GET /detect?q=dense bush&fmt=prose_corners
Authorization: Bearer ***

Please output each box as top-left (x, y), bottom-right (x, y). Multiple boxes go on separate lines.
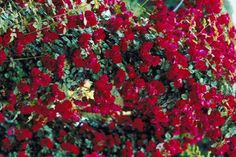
top-left (0, 0), bottom-right (236, 156)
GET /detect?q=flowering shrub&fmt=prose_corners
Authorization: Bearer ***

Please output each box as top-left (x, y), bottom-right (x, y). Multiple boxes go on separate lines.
top-left (0, 0), bottom-right (236, 156)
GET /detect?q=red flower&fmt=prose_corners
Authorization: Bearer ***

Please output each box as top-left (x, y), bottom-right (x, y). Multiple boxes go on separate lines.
top-left (93, 74), bottom-right (121, 115)
top-left (2, 138), bottom-right (11, 150)
top-left (195, 60), bottom-right (208, 71)
top-left (32, 121), bottom-right (44, 132)
top-left (40, 138), bottom-right (54, 149)
top-left (126, 65), bottom-right (137, 79)
top-left (108, 17), bottom-right (123, 31)
top-left (72, 50), bottom-right (85, 68)
top-left (163, 140), bottom-right (182, 156)
top-left (61, 142), bottom-right (80, 155)
top-left (86, 52), bottom-right (101, 73)
top-left (133, 118), bottom-right (144, 132)
top-left (140, 42), bottom-right (153, 53)
top-left (151, 149), bottom-right (163, 157)
top-left (92, 132), bottom-right (106, 151)
top-left (30, 68), bottom-right (51, 88)
top-left (17, 152), bottom-right (29, 157)
top-left (56, 100), bottom-right (72, 112)
top-left (136, 151), bottom-right (145, 157)
top-left (55, 100), bottom-right (75, 120)
top-left (17, 81), bottom-right (30, 94)
top-left (121, 141), bottom-right (133, 157)
top-left (167, 65), bottom-right (190, 80)
top-left (105, 45), bottom-right (122, 63)
top-left (94, 75), bottom-right (111, 94)
top-left (39, 73), bottom-right (51, 87)
top-left (15, 0), bottom-right (26, 7)
top-left (120, 39), bottom-right (128, 52)
top-left (16, 128), bottom-right (33, 141)
top-left (43, 31), bottom-right (59, 43)
top-left (0, 113), bottom-right (4, 123)
top-left (0, 50), bottom-right (7, 65)
top-left (64, 0), bottom-right (73, 9)
top-left (3, 30), bottom-right (11, 47)
top-left (151, 56), bottom-right (161, 66)
top-left (84, 152), bottom-right (101, 157)
top-left (152, 106), bottom-right (169, 123)
top-left (41, 55), bottom-right (56, 72)
top-left (124, 31), bottom-right (134, 41)
top-left (139, 42), bottom-right (161, 67)
top-left (37, 0), bottom-right (45, 3)
top-left (30, 67), bottom-right (41, 77)
top-left (93, 28), bottom-right (106, 43)
top-left (140, 42), bottom-right (153, 62)
top-left (207, 128), bottom-right (222, 140)
top-left (50, 83), bottom-right (66, 101)
top-left (67, 15), bottom-right (80, 29)
top-left (74, 0), bottom-right (81, 4)
top-left (15, 33), bottom-right (36, 56)
top-left (85, 11), bottom-right (97, 27)
top-left (115, 69), bottom-right (126, 88)
top-left (173, 79), bottom-right (183, 89)
top-left (15, 41), bottom-right (25, 56)
top-left (209, 111), bottom-right (226, 127)
top-left (146, 80), bottom-right (165, 97)
top-left (20, 106), bottom-right (35, 115)
top-left (212, 143), bottom-right (229, 156)
top-left (139, 63), bottom-right (150, 73)
top-left (146, 140), bottom-right (156, 152)
top-left (78, 33), bottom-right (91, 48)
top-left (56, 54), bottom-right (65, 78)
top-left (19, 141), bottom-right (29, 150)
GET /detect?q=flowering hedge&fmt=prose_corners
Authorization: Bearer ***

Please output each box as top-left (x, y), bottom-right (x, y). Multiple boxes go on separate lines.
top-left (1, 0), bottom-right (236, 156)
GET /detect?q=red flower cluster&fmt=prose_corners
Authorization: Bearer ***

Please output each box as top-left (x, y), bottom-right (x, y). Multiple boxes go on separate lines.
top-left (85, 11), bottom-right (97, 27)
top-left (41, 54), bottom-right (65, 78)
top-left (72, 49), bottom-right (101, 73)
top-left (43, 31), bottom-right (59, 43)
top-left (78, 33), bottom-right (91, 48)
top-left (1, 0), bottom-right (236, 156)
top-left (0, 50), bottom-right (6, 65)
top-left (56, 54), bottom-right (65, 78)
top-left (89, 75), bottom-right (121, 115)
top-left (40, 138), bottom-right (54, 149)
top-left (93, 28), bottom-right (106, 43)
top-left (105, 45), bottom-right (122, 64)
top-left (61, 142), bottom-right (80, 155)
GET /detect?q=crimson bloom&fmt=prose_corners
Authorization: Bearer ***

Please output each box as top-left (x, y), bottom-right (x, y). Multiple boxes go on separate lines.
top-left (78, 33), bottom-right (91, 48)
top-left (40, 138), bottom-right (54, 149)
top-left (0, 50), bottom-right (7, 65)
top-left (93, 28), bottom-right (106, 43)
top-left (61, 142), bottom-right (80, 155)
top-left (85, 11), bottom-right (97, 27)
top-left (16, 128), bottom-right (33, 141)
top-left (43, 31), bottom-right (59, 43)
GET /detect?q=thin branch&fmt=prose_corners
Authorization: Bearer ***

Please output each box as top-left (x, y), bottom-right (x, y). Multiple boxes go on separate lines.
top-left (5, 55), bottom-right (44, 62)
top-left (173, 0), bottom-right (184, 12)
top-left (5, 111), bottom-right (20, 123)
top-left (196, 24), bottom-right (210, 37)
top-left (13, 55), bottom-right (44, 61)
top-left (137, 3), bottom-right (151, 15)
top-left (141, 0), bottom-right (149, 7)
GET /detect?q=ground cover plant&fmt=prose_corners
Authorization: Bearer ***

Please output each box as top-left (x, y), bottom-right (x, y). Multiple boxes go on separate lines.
top-left (0, 0), bottom-right (236, 156)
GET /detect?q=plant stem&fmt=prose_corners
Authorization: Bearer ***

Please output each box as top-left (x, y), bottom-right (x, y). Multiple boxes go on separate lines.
top-left (5, 55), bottom-right (44, 62)
top-left (141, 0), bottom-right (149, 7)
top-left (173, 0), bottom-right (184, 12)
